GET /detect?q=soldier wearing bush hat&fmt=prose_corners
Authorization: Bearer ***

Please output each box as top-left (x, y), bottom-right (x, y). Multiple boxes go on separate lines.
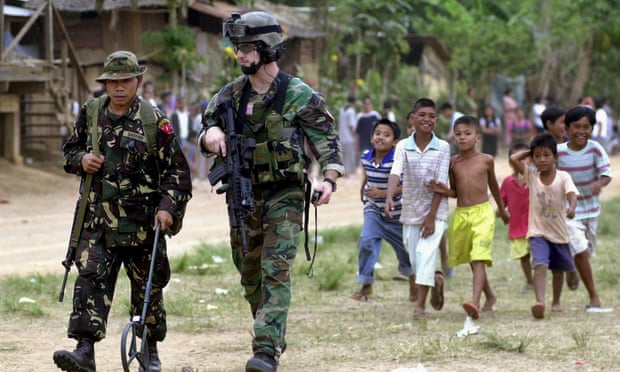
top-left (95, 50), bottom-right (147, 82)
top-left (53, 50), bottom-right (192, 372)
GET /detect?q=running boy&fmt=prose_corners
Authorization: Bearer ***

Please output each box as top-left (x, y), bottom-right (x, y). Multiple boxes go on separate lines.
top-left (510, 133), bottom-right (578, 319)
top-left (500, 143), bottom-right (533, 292)
top-left (430, 115), bottom-right (509, 319)
top-left (541, 106), bottom-right (567, 144)
top-left (351, 119), bottom-right (414, 302)
top-left (557, 105), bottom-right (611, 310)
top-left (385, 98), bottom-right (451, 318)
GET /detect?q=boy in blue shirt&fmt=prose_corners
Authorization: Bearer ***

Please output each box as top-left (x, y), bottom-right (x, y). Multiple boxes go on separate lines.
top-left (351, 119), bottom-right (414, 302)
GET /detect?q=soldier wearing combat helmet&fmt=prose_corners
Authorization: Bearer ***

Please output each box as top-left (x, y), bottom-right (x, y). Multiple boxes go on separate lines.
top-left (199, 11), bottom-right (343, 372)
top-left (53, 50), bottom-right (192, 372)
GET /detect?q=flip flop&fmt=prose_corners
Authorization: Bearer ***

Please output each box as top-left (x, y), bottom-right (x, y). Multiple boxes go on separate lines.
top-left (430, 270), bottom-right (444, 311)
top-left (531, 303), bottom-right (545, 319)
top-left (585, 304), bottom-right (613, 313)
top-left (462, 301), bottom-right (480, 319)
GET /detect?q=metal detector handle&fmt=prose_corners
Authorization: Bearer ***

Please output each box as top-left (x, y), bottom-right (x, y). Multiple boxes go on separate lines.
top-left (139, 222), bottom-right (161, 326)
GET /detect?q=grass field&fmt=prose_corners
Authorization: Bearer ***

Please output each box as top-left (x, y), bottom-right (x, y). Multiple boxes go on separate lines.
top-left (2, 198), bottom-right (620, 371)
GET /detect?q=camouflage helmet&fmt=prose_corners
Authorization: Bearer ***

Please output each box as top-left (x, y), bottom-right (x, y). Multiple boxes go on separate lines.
top-left (223, 11), bottom-right (284, 48)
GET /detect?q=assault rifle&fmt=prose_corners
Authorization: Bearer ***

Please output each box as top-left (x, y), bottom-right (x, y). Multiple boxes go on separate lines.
top-left (58, 177), bottom-right (91, 302)
top-left (59, 97), bottom-right (101, 302)
top-left (208, 101), bottom-right (256, 253)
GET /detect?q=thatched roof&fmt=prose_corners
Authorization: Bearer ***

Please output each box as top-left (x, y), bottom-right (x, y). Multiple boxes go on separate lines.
top-left (23, 0), bottom-right (170, 12)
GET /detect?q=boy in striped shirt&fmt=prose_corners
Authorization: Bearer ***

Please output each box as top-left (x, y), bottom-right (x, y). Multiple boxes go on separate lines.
top-left (351, 118), bottom-right (413, 302)
top-left (557, 105), bottom-right (611, 310)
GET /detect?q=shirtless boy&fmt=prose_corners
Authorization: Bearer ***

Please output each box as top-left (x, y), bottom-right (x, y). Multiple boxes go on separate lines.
top-left (430, 115), bottom-right (509, 319)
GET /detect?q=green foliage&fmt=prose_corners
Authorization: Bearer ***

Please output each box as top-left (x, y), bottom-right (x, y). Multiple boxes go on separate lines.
top-left (141, 25), bottom-right (206, 83)
top-left (315, 0), bottom-right (620, 111)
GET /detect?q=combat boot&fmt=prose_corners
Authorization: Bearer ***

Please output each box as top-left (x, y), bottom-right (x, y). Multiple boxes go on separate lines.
top-left (245, 352), bottom-right (277, 372)
top-left (53, 338), bottom-right (96, 372)
top-left (139, 340), bottom-right (161, 372)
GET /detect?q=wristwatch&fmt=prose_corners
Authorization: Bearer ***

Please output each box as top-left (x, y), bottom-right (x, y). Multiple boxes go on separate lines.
top-left (323, 177), bottom-right (337, 192)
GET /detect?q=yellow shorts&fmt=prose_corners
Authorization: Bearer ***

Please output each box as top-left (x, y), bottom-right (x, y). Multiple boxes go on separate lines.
top-left (448, 201), bottom-right (495, 267)
top-left (509, 238), bottom-right (530, 260)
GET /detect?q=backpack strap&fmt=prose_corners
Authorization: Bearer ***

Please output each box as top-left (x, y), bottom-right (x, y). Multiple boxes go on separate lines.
top-left (139, 101), bottom-right (158, 157)
top-left (273, 71), bottom-right (291, 115)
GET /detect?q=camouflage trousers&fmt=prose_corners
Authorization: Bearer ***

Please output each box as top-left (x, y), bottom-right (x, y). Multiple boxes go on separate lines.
top-left (67, 230), bottom-right (170, 342)
top-left (230, 183), bottom-right (304, 359)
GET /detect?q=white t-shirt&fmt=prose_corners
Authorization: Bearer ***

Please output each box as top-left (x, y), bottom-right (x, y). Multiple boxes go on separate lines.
top-left (532, 103), bottom-right (546, 129)
top-left (173, 109), bottom-right (190, 140)
top-left (338, 105), bottom-right (357, 144)
top-left (595, 108), bottom-right (608, 139)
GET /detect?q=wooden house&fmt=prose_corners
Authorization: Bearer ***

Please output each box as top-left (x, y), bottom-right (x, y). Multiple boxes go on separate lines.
top-left (1, 0), bottom-right (327, 164)
top-left (404, 35), bottom-right (451, 99)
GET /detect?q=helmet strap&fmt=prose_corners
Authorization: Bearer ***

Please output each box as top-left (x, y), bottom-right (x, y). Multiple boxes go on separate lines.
top-left (241, 61), bottom-right (263, 75)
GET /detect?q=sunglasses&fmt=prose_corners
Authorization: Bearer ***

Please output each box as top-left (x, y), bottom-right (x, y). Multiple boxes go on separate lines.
top-left (234, 43), bottom-right (259, 54)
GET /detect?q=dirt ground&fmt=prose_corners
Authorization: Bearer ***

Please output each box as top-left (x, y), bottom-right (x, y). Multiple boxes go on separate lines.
top-left (1, 153), bottom-right (620, 371)
top-left (0, 157), bottom-right (369, 372)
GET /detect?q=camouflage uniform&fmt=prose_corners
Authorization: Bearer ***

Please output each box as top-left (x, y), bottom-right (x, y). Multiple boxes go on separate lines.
top-left (63, 96), bottom-right (192, 342)
top-left (200, 74), bottom-right (343, 359)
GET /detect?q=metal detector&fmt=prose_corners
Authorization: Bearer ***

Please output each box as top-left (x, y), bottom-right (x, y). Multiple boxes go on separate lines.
top-left (120, 222), bottom-right (161, 372)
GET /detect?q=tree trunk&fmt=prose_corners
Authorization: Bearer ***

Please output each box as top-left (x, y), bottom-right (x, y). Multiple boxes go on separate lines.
top-left (355, 28), bottom-right (362, 87)
top-left (568, 37), bottom-right (594, 106)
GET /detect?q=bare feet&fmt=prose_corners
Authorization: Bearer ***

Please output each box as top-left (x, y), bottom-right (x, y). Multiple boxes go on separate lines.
top-left (413, 308), bottom-right (429, 319)
top-left (408, 276), bottom-right (418, 302)
top-left (551, 303), bottom-right (563, 313)
top-left (566, 271), bottom-right (579, 291)
top-left (481, 295), bottom-right (496, 313)
top-left (350, 285), bottom-right (373, 302)
top-left (521, 283), bottom-right (534, 293)
top-left (586, 295), bottom-right (602, 309)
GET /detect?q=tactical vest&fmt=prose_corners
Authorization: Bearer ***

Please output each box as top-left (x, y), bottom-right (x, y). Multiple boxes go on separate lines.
top-left (85, 96), bottom-right (170, 240)
top-left (236, 72), bottom-right (307, 185)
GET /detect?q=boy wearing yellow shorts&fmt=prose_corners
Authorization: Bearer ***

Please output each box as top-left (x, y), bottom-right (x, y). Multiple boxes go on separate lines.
top-left (430, 116), bottom-right (509, 319)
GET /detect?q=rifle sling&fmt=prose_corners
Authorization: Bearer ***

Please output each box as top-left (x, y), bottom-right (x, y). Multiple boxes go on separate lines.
top-left (69, 97), bottom-right (101, 249)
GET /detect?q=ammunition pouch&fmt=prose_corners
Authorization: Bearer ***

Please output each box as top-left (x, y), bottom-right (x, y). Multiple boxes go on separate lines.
top-left (251, 128), bottom-right (306, 184)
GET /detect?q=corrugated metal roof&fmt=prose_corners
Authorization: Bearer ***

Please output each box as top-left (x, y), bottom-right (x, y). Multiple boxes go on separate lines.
top-left (3, 5), bottom-right (35, 17)
top-left (22, 0), bottom-right (170, 12)
top-left (190, 0), bottom-right (326, 39)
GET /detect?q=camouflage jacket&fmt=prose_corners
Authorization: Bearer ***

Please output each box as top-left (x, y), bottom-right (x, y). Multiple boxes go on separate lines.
top-left (199, 73), bottom-right (344, 184)
top-left (63, 96), bottom-right (192, 247)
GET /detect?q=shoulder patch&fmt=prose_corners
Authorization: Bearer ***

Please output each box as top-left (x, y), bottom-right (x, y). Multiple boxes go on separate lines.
top-left (159, 118), bottom-right (173, 135)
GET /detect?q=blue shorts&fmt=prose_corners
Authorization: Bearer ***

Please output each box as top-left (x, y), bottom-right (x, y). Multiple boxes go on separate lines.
top-left (529, 237), bottom-right (575, 272)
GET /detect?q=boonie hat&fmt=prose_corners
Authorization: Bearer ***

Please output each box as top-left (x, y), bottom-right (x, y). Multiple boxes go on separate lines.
top-left (95, 51), bottom-right (147, 82)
